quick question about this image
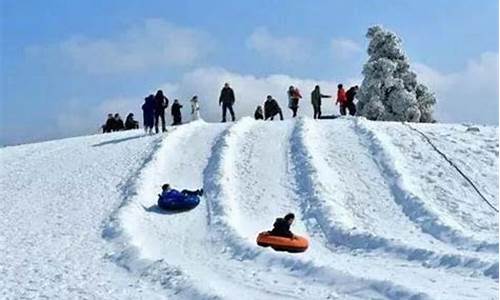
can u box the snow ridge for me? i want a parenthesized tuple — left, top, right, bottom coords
(289, 118, 497, 278)
(354, 118, 498, 255)
(404, 122, 498, 213)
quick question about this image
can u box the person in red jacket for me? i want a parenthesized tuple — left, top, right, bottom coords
(336, 84, 348, 116)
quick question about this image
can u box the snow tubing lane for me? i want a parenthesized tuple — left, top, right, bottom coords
(157, 195, 201, 211)
(256, 232, 309, 253)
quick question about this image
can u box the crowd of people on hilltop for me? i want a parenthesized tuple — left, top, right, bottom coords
(253, 83, 359, 121)
(101, 82, 359, 133)
(102, 113, 138, 133)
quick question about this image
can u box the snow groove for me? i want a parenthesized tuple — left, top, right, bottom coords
(353, 118, 499, 255)
(288, 118, 497, 278)
(102, 124, 219, 299)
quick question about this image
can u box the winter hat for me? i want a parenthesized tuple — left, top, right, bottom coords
(284, 213, 295, 221)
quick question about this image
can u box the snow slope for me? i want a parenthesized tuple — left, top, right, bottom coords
(1, 118, 498, 299)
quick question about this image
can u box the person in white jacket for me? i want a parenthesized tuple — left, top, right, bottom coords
(190, 95, 201, 121)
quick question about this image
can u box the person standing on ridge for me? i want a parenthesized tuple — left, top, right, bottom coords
(190, 95, 200, 121)
(345, 85, 359, 116)
(287, 86, 302, 118)
(264, 95, 284, 121)
(171, 99, 183, 126)
(154, 90, 169, 133)
(219, 82, 236, 122)
(311, 85, 331, 119)
(142, 95, 155, 134)
(336, 84, 348, 116)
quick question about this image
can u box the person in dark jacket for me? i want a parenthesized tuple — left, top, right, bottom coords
(160, 183, 203, 198)
(311, 85, 331, 119)
(102, 114, 115, 133)
(219, 83, 236, 122)
(264, 95, 283, 121)
(142, 95, 155, 134)
(171, 99, 183, 126)
(154, 90, 169, 133)
(287, 86, 302, 118)
(125, 113, 139, 130)
(345, 85, 358, 116)
(114, 113, 125, 131)
(254, 105, 264, 120)
(270, 213, 296, 238)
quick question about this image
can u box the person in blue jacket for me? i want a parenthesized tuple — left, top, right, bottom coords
(159, 184, 203, 199)
(142, 95, 156, 134)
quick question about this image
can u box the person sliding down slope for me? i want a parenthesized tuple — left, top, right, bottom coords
(270, 213, 297, 239)
(159, 183, 203, 199)
(257, 213, 308, 252)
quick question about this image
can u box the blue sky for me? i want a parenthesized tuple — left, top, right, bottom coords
(1, 0, 498, 145)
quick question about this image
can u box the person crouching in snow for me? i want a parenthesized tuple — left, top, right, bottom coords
(190, 96, 201, 121)
(254, 105, 264, 120)
(113, 113, 125, 131)
(159, 184, 203, 199)
(102, 113, 115, 133)
(264, 95, 284, 121)
(125, 113, 139, 130)
(270, 213, 297, 238)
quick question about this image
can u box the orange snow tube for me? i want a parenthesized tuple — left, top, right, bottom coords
(256, 231, 309, 253)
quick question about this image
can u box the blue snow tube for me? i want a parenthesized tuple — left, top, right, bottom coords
(157, 190, 200, 211)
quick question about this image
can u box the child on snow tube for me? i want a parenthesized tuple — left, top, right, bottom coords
(157, 183, 203, 211)
(257, 213, 309, 253)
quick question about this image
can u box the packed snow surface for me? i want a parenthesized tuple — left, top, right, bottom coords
(1, 118, 498, 299)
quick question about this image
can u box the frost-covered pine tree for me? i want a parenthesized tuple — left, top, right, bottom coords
(357, 26, 436, 122)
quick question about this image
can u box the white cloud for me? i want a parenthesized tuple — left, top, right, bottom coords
(246, 27, 309, 62)
(414, 52, 498, 125)
(27, 19, 213, 74)
(331, 38, 363, 59)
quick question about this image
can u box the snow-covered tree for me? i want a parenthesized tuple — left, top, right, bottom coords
(357, 26, 436, 122)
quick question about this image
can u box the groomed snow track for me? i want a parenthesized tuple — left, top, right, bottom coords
(106, 117, 498, 300)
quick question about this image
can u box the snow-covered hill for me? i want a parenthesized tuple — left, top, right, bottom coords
(1, 117, 498, 299)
